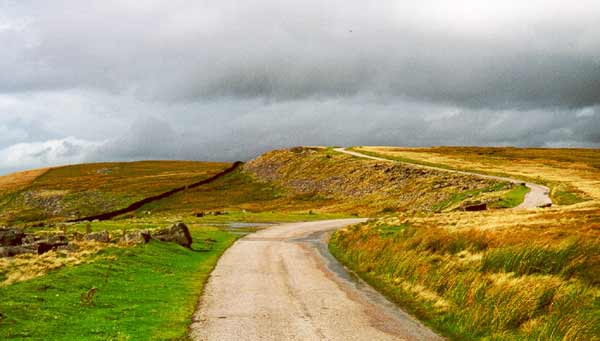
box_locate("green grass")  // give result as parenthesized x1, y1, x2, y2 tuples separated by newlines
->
(431, 183, 509, 212)
(552, 188, 588, 206)
(492, 184, 530, 208)
(0, 227, 237, 340)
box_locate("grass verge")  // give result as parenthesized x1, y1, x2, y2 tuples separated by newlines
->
(329, 220, 600, 339)
(0, 226, 236, 340)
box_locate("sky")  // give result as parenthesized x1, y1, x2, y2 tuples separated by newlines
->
(1, 0, 599, 174)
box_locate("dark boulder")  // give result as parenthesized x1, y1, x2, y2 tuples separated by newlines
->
(151, 222, 193, 248)
(464, 203, 487, 212)
(34, 235, 69, 254)
(0, 228, 25, 246)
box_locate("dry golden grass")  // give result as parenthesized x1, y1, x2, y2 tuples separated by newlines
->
(331, 146, 600, 339)
(0, 168, 49, 194)
(358, 146, 600, 202)
(0, 240, 109, 286)
(0, 161, 231, 225)
(242, 147, 504, 215)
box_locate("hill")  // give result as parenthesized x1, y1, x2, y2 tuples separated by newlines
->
(0, 161, 231, 225)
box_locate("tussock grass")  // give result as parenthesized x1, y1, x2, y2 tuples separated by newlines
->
(330, 214, 600, 339)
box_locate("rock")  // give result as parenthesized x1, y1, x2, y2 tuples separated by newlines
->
(85, 230, 110, 243)
(151, 222, 193, 248)
(0, 245, 37, 257)
(72, 232, 84, 241)
(0, 228, 25, 246)
(57, 244, 77, 252)
(464, 203, 487, 211)
(194, 212, 205, 218)
(34, 235, 69, 254)
(538, 203, 552, 208)
(121, 230, 151, 244)
(21, 234, 37, 245)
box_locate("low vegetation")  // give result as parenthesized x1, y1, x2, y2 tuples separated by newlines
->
(2, 145, 598, 340)
(243, 147, 506, 215)
(0, 226, 236, 339)
(0, 161, 231, 225)
(355, 146, 597, 204)
(330, 210, 600, 339)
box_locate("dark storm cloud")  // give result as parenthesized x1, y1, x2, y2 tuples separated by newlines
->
(0, 1, 599, 173)
(2, 0, 600, 108)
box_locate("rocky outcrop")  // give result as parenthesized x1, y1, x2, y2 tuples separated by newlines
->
(151, 222, 193, 248)
(34, 235, 69, 254)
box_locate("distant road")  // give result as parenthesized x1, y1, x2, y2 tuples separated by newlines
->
(191, 219, 442, 340)
(335, 148, 552, 209)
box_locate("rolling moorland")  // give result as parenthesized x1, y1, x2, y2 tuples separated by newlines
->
(0, 146, 598, 339)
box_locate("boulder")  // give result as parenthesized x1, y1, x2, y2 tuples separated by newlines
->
(464, 203, 487, 212)
(121, 230, 151, 245)
(0, 228, 25, 246)
(151, 222, 193, 248)
(85, 230, 110, 243)
(34, 235, 69, 254)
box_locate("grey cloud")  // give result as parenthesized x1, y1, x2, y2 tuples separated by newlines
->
(0, 1, 599, 174)
(1, 1, 600, 109)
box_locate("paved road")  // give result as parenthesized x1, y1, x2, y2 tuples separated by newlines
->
(335, 148, 552, 209)
(190, 219, 442, 341)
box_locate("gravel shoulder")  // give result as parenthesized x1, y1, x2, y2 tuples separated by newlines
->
(190, 219, 442, 340)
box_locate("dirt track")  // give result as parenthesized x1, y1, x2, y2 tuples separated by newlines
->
(335, 148, 551, 209)
(190, 219, 441, 340)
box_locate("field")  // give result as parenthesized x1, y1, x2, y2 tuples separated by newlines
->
(354, 146, 600, 204)
(0, 161, 231, 225)
(330, 146, 600, 339)
(1, 146, 598, 340)
(0, 226, 236, 339)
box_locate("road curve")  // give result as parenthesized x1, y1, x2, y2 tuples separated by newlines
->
(335, 148, 551, 209)
(190, 219, 442, 341)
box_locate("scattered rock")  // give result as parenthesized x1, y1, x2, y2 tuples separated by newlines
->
(194, 212, 205, 218)
(34, 235, 69, 254)
(85, 230, 110, 243)
(0, 228, 25, 246)
(72, 232, 84, 241)
(151, 222, 193, 248)
(0, 245, 36, 257)
(538, 203, 552, 208)
(464, 203, 487, 211)
(121, 230, 151, 244)
(57, 244, 77, 252)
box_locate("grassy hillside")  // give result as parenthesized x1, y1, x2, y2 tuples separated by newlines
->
(0, 161, 231, 225)
(3, 146, 598, 340)
(356, 146, 599, 204)
(242, 147, 510, 215)
(330, 146, 600, 339)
